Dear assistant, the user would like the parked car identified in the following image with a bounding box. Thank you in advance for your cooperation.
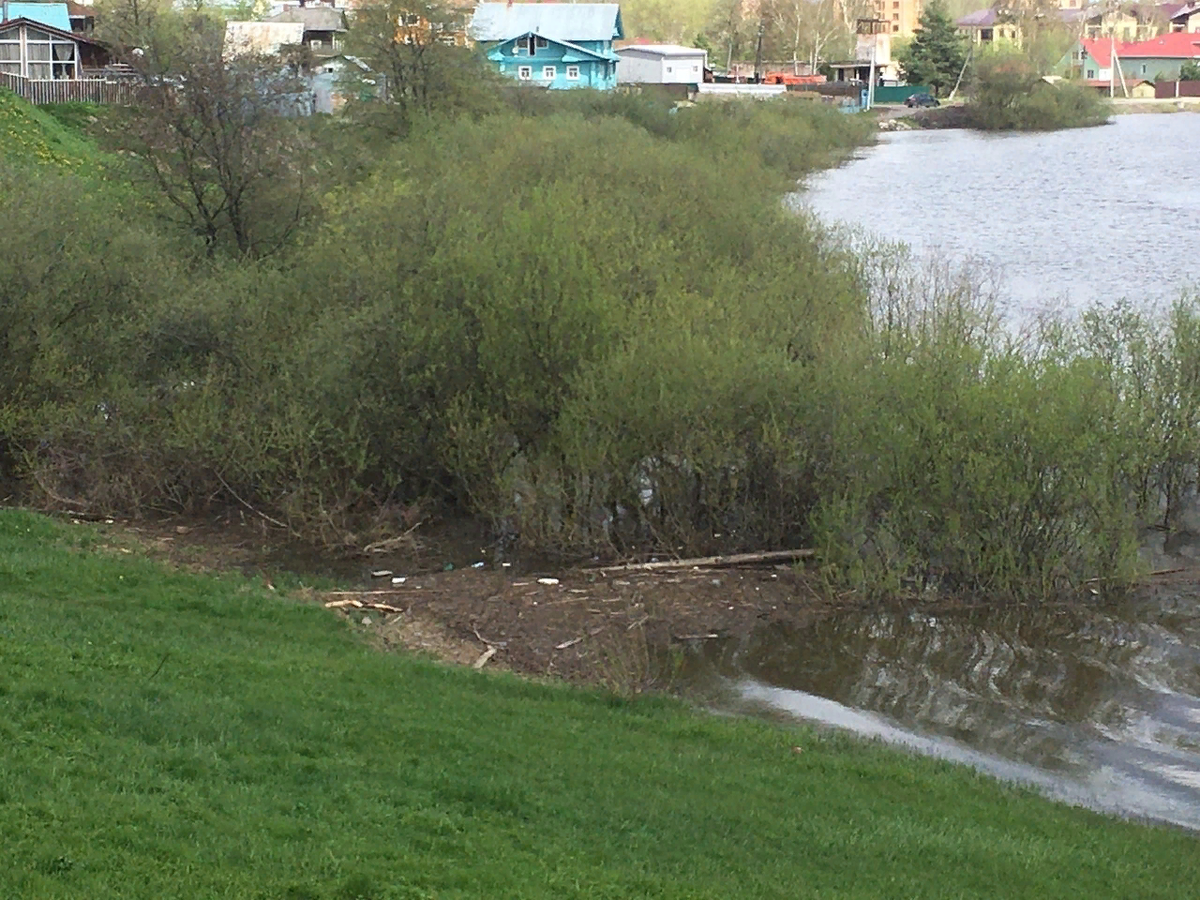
[904,92,939,108]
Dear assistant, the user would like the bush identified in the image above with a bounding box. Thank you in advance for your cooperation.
[966,49,1110,131]
[6,86,1189,600]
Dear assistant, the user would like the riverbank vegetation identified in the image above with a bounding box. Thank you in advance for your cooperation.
[965,50,1111,130]
[0,12,1185,603]
[2,508,1197,898]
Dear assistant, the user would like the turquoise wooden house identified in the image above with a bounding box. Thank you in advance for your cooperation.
[469,3,623,90]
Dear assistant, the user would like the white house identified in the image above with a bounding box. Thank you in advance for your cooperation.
[616,44,706,84]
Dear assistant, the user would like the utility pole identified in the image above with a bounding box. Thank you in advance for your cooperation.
[753,19,765,82]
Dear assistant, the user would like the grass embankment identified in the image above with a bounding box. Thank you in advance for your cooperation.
[0,90,100,169]
[1,508,1197,899]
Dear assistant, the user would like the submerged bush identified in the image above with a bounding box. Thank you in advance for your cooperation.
[5,88,1192,600]
[966,50,1110,131]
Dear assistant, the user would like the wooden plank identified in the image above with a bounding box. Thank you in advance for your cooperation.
[594,548,815,573]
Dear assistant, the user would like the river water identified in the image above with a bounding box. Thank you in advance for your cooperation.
[799,113,1200,320]
[701,114,1200,832]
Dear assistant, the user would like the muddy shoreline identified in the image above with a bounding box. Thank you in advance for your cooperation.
[72,510,1200,695]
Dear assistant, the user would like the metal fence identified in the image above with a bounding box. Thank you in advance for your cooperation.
[1154,80,1200,99]
[0,72,138,105]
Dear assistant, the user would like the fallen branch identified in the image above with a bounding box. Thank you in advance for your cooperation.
[214,470,290,531]
[595,548,815,574]
[1084,566,1190,585]
[362,522,423,555]
[673,633,720,641]
[325,590,411,597]
[554,637,583,650]
[472,646,498,669]
[324,598,404,613]
[472,626,508,649]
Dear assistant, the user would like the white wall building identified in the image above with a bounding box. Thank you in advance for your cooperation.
[616,44,706,84]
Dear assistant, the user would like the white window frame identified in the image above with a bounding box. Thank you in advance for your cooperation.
[542,64,556,80]
[0,26,19,77]
[517,65,532,80]
[0,24,78,80]
[565,65,580,80]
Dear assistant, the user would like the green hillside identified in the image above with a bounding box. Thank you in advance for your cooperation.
[1,508,1197,899]
[0,89,103,170]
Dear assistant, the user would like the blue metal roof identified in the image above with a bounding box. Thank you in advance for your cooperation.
[469,3,623,43]
[0,2,72,31]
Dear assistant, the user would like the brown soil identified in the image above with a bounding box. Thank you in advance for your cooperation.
[42,510,1200,690]
[79,512,847,690]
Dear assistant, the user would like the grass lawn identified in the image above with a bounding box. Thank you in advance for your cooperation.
[1,509,1196,899]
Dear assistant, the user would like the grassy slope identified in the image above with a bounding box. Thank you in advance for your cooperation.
[0,90,103,170]
[0,510,1197,899]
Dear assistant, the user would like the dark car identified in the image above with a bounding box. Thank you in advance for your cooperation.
[904,93,940,108]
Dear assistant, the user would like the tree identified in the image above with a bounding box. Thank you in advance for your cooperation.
[343,0,498,134]
[897,0,968,96]
[116,26,319,258]
[1180,59,1200,81]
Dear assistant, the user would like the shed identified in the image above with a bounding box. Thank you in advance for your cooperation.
[224,21,307,58]
[263,5,347,57]
[616,44,706,84]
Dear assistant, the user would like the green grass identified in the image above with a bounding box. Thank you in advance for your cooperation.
[0,508,1196,899]
[0,89,105,170]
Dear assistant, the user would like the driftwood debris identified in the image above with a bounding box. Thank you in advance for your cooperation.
[472,646,498,669]
[596,548,815,574]
[324,598,404,613]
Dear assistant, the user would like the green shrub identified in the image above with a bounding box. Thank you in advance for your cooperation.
[966,49,1110,131]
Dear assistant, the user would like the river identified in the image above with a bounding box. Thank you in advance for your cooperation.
[700,114,1200,832]
[797,113,1200,320]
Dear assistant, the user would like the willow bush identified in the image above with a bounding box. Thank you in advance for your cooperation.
[966,50,1110,131]
[2,88,1193,598]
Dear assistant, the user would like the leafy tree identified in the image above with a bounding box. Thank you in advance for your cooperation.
[898,0,968,96]
[115,25,319,257]
[343,0,499,135]
[1180,59,1200,82]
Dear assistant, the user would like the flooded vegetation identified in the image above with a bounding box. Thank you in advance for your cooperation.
[682,573,1200,830]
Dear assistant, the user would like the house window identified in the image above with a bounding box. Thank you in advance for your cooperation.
[892,23,899,31]
[892,12,899,19]
[402,14,420,25]
[542,65,556,79]
[536,36,548,48]
[692,64,699,73]
[1086,67,1096,78]
[981,27,993,40]
[518,65,532,79]
[0,27,19,76]
[893,1,899,7]
[1141,63,1147,74]
[566,65,580,79]
[666,65,673,73]
[22,27,77,80]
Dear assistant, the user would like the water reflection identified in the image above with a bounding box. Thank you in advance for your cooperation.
[797,114,1200,319]
[688,591,1200,830]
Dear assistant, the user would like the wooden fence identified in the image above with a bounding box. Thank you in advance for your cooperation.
[0,71,138,105]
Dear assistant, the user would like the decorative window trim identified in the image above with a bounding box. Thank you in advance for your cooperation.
[542,64,556,79]
[565,65,580,80]
[517,65,532,79]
